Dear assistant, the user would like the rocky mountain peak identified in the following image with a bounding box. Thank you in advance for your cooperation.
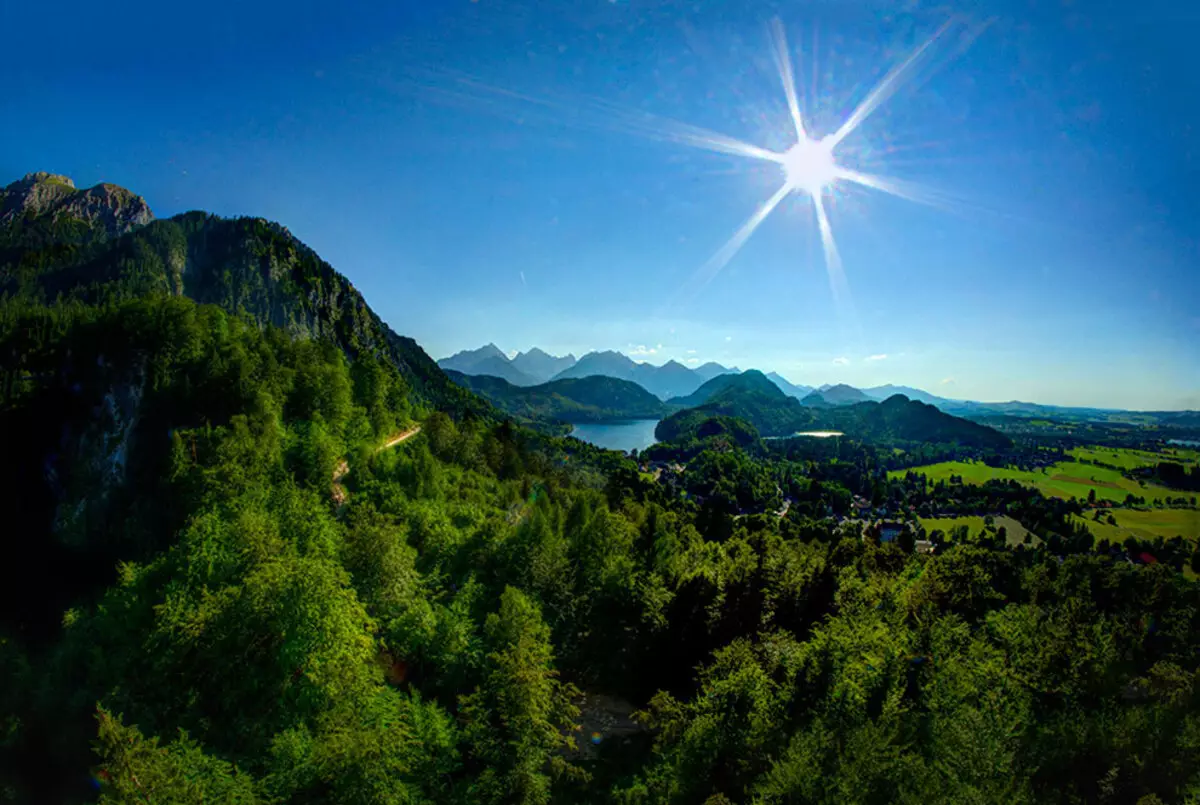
[22,171,76,189]
[1,171,153,239]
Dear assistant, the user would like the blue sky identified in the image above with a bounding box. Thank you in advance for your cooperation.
[2,0,1197,410]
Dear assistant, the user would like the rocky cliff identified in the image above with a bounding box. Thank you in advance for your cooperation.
[0,171,154,238]
[0,172,485,417]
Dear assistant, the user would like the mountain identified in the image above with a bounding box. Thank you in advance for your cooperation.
[511,347,576,384]
[804,383,872,406]
[800,391,833,408]
[0,177,485,417]
[816,395,1012,449]
[658,374,1010,448]
[693,361,740,382]
[447,371,667,423]
[861,384,946,406]
[469,355,537,386]
[640,359,706,400]
[437,345,577,386]
[657,370,817,441]
[668,369,785,408]
[438,343,507,373]
[5,170,1187,804]
[552,351,706,400]
[766,371,814,399]
[1,172,154,240]
[552,350,639,382]
[437,344,537,386]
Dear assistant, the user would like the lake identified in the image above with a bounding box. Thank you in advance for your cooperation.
[1168,439,1200,447]
[764,430,845,440]
[571,419,660,453]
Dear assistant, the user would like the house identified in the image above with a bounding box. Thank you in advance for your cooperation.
[915,540,935,555]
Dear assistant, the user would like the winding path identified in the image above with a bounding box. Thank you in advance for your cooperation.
[332,424,422,503]
[379,426,422,451]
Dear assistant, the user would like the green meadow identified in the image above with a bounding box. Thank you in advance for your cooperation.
[1071,507,1200,542]
[918,515,1034,546]
[891,459,1185,505]
[1070,445,1198,470]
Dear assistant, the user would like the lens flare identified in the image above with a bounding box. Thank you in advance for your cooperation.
[664,17,971,310]
[423,16,975,311]
[781,137,837,196]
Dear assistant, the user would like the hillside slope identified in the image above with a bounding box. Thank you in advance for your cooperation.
[657,371,817,441]
[553,351,705,399]
[1,185,485,417]
[448,371,667,423]
[658,371,1010,448]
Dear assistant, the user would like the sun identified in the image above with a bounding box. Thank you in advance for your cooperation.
[781,136,838,196]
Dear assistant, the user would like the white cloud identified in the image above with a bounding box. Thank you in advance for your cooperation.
[832,357,849,365]
[686,349,697,355]
[940,377,955,385]
[866,353,888,361]
[628,344,657,357]
[725,336,733,342]
[686,358,699,365]
[506,349,518,360]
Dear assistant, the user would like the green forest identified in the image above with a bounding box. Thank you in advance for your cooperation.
[2,174,1199,804]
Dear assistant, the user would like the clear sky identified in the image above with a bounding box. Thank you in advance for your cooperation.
[2,0,1197,410]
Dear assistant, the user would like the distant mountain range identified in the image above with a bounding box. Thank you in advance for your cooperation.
[439,346,743,401]
[438,344,536,386]
[440,343,928,407]
[440,343,1196,423]
[511,347,577,384]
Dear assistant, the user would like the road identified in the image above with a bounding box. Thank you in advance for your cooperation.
[332,424,422,503]
[380,426,422,451]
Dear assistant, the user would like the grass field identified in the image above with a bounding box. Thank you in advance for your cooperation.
[919,515,1034,547]
[1070,445,1198,470]
[1070,508,1200,542]
[891,459,1187,505]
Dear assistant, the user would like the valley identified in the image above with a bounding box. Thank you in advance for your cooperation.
[1,170,1198,804]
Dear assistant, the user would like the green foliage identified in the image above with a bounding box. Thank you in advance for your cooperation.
[2,187,1198,804]
[94,709,265,803]
[449,371,668,424]
[460,587,584,804]
[657,374,1010,448]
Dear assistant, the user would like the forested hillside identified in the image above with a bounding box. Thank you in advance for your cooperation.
[658,371,1011,449]
[0,173,484,419]
[1,173,1198,804]
[447,371,669,424]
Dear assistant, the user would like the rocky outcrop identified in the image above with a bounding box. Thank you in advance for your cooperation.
[52,361,147,548]
[0,171,153,238]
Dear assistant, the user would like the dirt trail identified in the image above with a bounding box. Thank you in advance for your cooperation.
[379,426,422,451]
[331,424,422,502]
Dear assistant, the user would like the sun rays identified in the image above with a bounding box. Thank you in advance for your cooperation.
[664,17,966,309]
[420,16,970,313]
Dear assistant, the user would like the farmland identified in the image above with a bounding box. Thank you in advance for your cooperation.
[918,515,1035,546]
[890,458,1187,505]
[1070,507,1200,542]
[1069,445,1199,470]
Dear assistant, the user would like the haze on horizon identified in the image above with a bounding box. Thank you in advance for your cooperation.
[3,0,1196,411]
